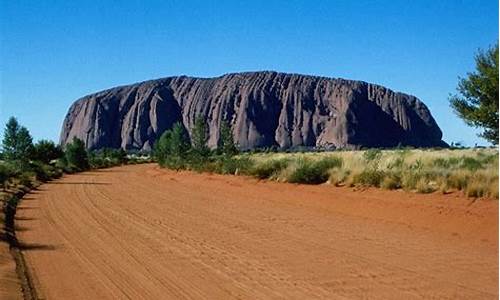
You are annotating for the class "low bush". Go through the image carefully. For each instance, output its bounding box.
[251,158,290,179]
[18,172,34,188]
[215,156,254,175]
[0,163,17,189]
[287,156,342,184]
[161,157,187,171]
[29,161,54,182]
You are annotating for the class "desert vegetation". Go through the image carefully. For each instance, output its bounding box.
[0,117,152,189]
[0,117,151,245]
[246,148,498,198]
[153,118,498,199]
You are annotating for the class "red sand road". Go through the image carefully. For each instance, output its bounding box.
[16,164,498,299]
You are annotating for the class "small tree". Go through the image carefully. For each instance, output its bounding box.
[191,115,210,158]
[154,122,190,168]
[1,117,34,163]
[32,139,64,164]
[449,43,499,144]
[217,120,238,156]
[154,131,172,164]
[64,137,90,171]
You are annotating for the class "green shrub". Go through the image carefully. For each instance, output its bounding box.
[216,157,254,175]
[317,156,343,169]
[0,163,16,189]
[64,137,90,171]
[154,122,190,168]
[161,157,187,171]
[18,172,34,188]
[287,156,342,184]
[251,158,289,179]
[89,148,128,169]
[32,139,64,164]
[29,161,52,182]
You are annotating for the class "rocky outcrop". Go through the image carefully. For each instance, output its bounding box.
[60,71,447,150]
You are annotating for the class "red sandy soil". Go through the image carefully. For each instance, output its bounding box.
[0,240,22,300]
[16,164,498,299]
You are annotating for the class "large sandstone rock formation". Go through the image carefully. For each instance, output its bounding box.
[60,71,447,150]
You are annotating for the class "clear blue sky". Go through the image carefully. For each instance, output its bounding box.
[0,0,498,146]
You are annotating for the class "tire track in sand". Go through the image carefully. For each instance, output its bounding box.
[16,164,498,299]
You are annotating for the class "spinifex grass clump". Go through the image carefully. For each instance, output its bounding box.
[380,172,401,190]
[352,169,385,187]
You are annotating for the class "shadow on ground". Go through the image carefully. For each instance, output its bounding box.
[17,242,58,252]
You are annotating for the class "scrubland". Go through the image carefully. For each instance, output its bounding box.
[177,148,498,199]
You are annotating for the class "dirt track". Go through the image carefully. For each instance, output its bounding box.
[17,164,498,299]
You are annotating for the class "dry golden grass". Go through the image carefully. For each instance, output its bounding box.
[241,148,498,198]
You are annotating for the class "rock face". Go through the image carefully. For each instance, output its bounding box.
[60,71,446,151]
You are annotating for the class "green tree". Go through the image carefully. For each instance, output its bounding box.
[217,120,238,156]
[32,139,64,164]
[154,122,190,168]
[191,115,210,158]
[1,117,34,163]
[449,43,499,144]
[154,131,172,164]
[64,137,90,171]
